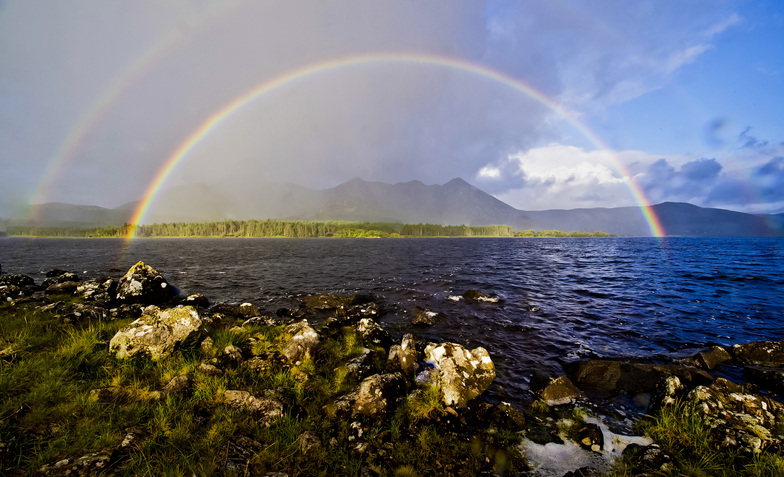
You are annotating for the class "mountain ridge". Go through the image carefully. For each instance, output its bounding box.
[6,178,783,237]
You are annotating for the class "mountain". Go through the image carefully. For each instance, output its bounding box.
[10,178,784,237]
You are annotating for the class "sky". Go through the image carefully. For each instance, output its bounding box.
[1,0,783,218]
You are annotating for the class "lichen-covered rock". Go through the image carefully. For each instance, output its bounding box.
[536,375,583,406]
[223,390,284,423]
[115,261,175,305]
[0,274,36,288]
[648,375,685,413]
[387,333,420,378]
[63,303,108,324]
[335,372,406,419]
[109,305,205,361]
[424,342,495,408]
[344,348,378,379]
[356,318,391,348]
[183,293,210,308]
[283,320,319,365]
[685,377,784,454]
[238,302,259,317]
[75,278,116,302]
[732,340,784,367]
[38,449,116,475]
[45,281,80,296]
[297,431,322,454]
[42,272,80,289]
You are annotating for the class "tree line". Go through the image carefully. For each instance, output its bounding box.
[4,219,614,238]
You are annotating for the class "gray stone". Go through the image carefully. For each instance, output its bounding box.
[424,342,495,408]
[297,431,322,454]
[283,320,320,365]
[732,340,784,367]
[109,305,205,361]
[115,261,175,305]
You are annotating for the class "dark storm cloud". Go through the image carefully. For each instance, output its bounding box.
[641,158,722,203]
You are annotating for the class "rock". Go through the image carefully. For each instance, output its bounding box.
[221,345,244,366]
[744,366,784,395]
[0,274,36,288]
[345,348,378,379]
[411,307,441,326]
[225,435,263,473]
[115,261,175,305]
[183,293,210,308]
[356,318,391,348]
[331,372,407,419]
[38,449,116,475]
[732,340,784,367]
[238,302,259,316]
[158,375,191,397]
[577,423,604,452]
[462,289,499,303]
[42,272,80,288]
[387,334,420,378]
[685,377,784,455]
[683,345,732,370]
[567,360,712,394]
[302,293,375,311]
[76,278,116,301]
[63,303,108,324]
[424,342,495,408]
[622,443,673,474]
[223,390,284,423]
[648,375,685,413]
[0,284,24,302]
[491,402,526,430]
[109,305,205,361]
[243,354,288,374]
[283,320,320,365]
[200,336,215,356]
[209,303,243,318]
[534,375,583,406]
[297,431,322,454]
[45,269,69,278]
[88,386,122,403]
[198,363,224,376]
[45,281,80,296]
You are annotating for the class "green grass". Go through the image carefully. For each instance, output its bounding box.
[612,398,784,477]
[0,297,527,476]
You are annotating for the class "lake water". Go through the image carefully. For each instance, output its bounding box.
[2,237,783,405]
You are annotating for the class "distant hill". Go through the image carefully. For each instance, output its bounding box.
[9,178,784,237]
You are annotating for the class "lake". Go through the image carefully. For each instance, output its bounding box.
[2,237,782,405]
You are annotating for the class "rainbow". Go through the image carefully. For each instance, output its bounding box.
[127,52,666,238]
[28,1,247,220]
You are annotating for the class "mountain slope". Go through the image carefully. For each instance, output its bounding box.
[10,178,784,237]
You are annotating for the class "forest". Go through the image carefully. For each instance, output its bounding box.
[4,219,614,238]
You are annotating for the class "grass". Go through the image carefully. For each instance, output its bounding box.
[0,296,527,476]
[610,398,784,477]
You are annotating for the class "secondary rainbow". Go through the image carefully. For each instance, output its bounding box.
[127,52,666,239]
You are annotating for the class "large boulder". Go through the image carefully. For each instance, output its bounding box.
[424,342,495,408]
[731,340,784,367]
[283,320,320,365]
[115,261,175,305]
[567,360,712,394]
[109,305,205,361]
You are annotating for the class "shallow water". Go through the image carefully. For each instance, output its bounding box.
[2,237,783,404]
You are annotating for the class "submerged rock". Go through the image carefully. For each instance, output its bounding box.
[109,305,205,361]
[115,261,175,305]
[424,342,495,408]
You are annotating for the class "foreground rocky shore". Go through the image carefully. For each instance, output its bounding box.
[1,262,782,476]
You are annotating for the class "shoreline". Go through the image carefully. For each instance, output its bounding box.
[2,262,783,475]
